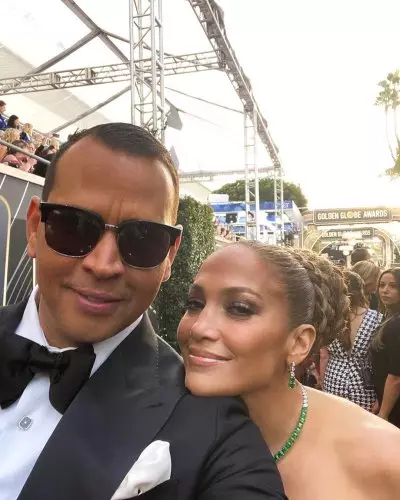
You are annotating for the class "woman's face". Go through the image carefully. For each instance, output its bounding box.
[178,245,293,397]
[379,273,400,307]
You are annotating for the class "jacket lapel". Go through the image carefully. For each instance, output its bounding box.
[18,313,186,500]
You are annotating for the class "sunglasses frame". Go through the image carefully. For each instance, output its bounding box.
[39,202,182,269]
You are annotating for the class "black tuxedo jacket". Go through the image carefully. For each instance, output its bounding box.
[0,301,286,500]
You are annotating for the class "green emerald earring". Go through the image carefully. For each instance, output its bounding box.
[289,361,296,389]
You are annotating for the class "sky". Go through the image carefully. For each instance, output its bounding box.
[215,0,400,208]
[1,0,400,209]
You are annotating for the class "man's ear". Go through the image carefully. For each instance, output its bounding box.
[286,324,316,366]
[161,234,182,282]
[26,196,41,259]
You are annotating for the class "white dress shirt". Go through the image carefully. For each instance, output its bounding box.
[0,287,143,500]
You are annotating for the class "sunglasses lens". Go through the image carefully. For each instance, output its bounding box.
[118,221,172,268]
[44,206,102,257]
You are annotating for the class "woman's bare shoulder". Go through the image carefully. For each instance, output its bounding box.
[309,388,400,496]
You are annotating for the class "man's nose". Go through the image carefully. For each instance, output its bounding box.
[81,230,125,279]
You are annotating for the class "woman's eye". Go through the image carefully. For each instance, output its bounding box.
[227,302,255,317]
[185,298,204,312]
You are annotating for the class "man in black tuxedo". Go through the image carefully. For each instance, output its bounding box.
[0,123,286,500]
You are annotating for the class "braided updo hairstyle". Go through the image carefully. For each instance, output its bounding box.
[237,242,350,351]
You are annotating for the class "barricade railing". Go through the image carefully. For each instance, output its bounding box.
[0,138,50,166]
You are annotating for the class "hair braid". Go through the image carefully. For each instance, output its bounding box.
[289,249,350,350]
[238,242,350,351]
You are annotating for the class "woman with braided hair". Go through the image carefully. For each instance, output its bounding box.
[178,242,400,499]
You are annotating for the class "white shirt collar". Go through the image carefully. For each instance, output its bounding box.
[15,286,143,376]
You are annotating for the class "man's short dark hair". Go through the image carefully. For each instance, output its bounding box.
[0,100,6,107]
[42,123,179,220]
[350,247,371,266]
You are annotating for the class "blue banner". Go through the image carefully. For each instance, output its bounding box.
[210,200,294,212]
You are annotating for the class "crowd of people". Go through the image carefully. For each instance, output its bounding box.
[215,221,237,241]
[0,99,60,177]
[294,246,400,428]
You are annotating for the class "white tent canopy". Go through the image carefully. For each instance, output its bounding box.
[1,1,251,164]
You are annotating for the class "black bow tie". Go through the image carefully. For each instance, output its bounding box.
[0,333,96,414]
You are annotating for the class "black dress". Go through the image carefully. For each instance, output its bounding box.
[371,316,400,427]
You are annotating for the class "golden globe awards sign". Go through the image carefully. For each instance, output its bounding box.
[313,208,392,226]
[320,228,374,240]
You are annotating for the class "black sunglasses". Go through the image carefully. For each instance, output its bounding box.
[39,203,182,269]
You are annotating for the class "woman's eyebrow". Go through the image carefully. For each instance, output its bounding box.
[222,286,263,300]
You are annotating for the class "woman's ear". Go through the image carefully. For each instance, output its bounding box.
[286,324,316,366]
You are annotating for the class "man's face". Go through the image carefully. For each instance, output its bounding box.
[0,104,5,114]
[26,137,180,348]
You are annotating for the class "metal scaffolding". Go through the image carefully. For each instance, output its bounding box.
[0,0,286,242]
[244,107,259,240]
[0,53,220,95]
[180,166,273,184]
[187,0,285,242]
[129,0,161,141]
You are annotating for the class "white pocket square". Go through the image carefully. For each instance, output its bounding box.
[111,440,172,499]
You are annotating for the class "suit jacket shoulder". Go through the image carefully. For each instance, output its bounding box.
[0,300,28,336]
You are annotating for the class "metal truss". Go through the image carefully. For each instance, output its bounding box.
[273,167,285,243]
[180,166,273,184]
[0,51,220,95]
[244,108,259,240]
[129,0,160,140]
[187,0,285,242]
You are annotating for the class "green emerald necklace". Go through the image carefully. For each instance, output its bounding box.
[273,384,308,463]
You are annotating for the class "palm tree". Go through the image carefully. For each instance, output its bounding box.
[376,70,400,176]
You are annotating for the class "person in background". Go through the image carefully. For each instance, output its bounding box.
[0,100,7,130]
[0,128,21,162]
[371,269,400,427]
[178,242,400,500]
[34,134,47,156]
[352,260,381,310]
[20,123,34,143]
[321,270,382,411]
[34,138,61,177]
[45,138,60,161]
[37,137,60,161]
[350,247,371,266]
[6,115,20,130]
[2,140,29,168]
[22,142,38,173]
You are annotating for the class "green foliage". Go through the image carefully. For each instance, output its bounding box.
[153,196,215,349]
[213,178,308,209]
[376,70,400,108]
[376,70,400,177]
